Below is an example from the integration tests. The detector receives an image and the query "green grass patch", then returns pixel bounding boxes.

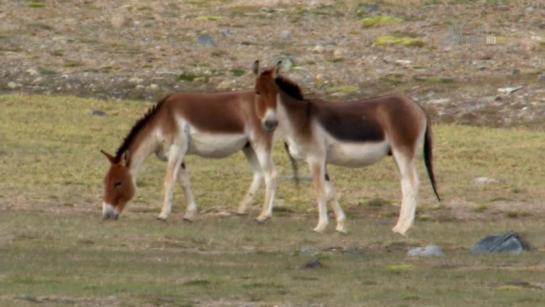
[374,34,425,47]
[361,15,403,28]
[1,94,545,305]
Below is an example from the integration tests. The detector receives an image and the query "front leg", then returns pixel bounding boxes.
[309,159,328,233]
[158,144,186,221]
[237,146,263,215]
[254,145,277,222]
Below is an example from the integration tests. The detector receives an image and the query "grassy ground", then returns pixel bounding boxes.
[1,94,545,306]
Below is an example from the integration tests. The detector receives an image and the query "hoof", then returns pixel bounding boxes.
[183,210,196,222]
[336,224,348,234]
[392,224,408,236]
[156,216,167,222]
[313,223,328,233]
[256,214,271,223]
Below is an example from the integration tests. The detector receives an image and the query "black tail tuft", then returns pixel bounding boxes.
[424,120,440,202]
[284,142,300,186]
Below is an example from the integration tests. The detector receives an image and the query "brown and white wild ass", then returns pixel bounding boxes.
[101,81,280,222]
[253,63,440,235]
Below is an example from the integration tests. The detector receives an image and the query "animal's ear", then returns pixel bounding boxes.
[252,60,260,75]
[274,60,283,76]
[120,151,130,167]
[100,150,115,164]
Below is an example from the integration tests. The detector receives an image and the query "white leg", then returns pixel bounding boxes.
[158,144,186,220]
[324,177,347,234]
[237,147,263,215]
[254,146,277,222]
[309,160,328,233]
[178,162,197,221]
[392,151,419,235]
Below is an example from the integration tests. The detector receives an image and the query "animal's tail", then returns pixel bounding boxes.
[423,119,440,202]
[284,142,300,186]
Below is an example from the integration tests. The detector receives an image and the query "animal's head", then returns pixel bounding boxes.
[253,60,282,132]
[100,150,135,220]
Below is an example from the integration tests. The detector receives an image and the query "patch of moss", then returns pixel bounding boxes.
[230,68,245,77]
[28,0,46,8]
[177,72,199,82]
[195,15,222,21]
[361,15,403,28]
[374,35,424,47]
[326,85,358,96]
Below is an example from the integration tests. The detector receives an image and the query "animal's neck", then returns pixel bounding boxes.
[278,91,312,138]
[127,129,158,179]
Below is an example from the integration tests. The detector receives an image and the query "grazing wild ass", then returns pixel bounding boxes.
[253,62,440,235]
[101,87,279,222]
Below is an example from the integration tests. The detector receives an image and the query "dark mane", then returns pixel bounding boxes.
[114,94,171,162]
[275,76,304,100]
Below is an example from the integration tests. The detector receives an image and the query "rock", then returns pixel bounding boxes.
[279,57,295,71]
[111,14,128,28]
[302,259,322,269]
[149,83,159,90]
[135,84,145,89]
[538,73,545,82]
[471,231,533,255]
[473,177,499,185]
[333,48,344,61]
[408,245,444,257]
[26,68,39,76]
[91,109,107,116]
[128,77,144,84]
[299,245,320,256]
[428,98,450,105]
[216,80,231,91]
[497,86,522,94]
[279,30,292,40]
[312,44,325,53]
[7,81,20,89]
[197,34,216,47]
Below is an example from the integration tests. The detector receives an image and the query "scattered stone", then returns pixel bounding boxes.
[111,14,128,28]
[312,44,325,53]
[26,68,39,76]
[279,57,295,71]
[149,83,159,90]
[395,59,412,66]
[497,86,522,95]
[216,211,231,217]
[91,109,107,116]
[7,81,20,89]
[471,231,533,255]
[538,73,545,82]
[473,176,499,185]
[408,245,444,257]
[279,30,292,40]
[428,98,450,105]
[512,68,520,75]
[197,34,216,47]
[332,49,344,61]
[216,80,231,91]
[302,259,322,269]
[299,245,320,256]
[128,77,144,84]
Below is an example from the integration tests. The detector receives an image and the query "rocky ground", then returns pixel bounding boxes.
[1,0,544,127]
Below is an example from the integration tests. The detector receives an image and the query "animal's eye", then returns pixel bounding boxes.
[114,181,122,188]
[255,91,261,95]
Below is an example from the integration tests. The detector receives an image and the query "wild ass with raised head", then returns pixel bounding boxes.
[101,72,279,222]
[253,62,440,235]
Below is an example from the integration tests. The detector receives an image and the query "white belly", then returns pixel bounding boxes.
[327,140,389,167]
[187,131,247,158]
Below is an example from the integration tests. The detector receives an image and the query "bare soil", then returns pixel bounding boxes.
[1,0,544,127]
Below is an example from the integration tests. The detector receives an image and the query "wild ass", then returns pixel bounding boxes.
[101,84,279,222]
[253,63,440,235]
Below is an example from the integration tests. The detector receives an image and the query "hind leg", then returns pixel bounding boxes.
[392,150,419,235]
[177,162,198,221]
[308,159,329,233]
[324,176,347,234]
[237,146,263,215]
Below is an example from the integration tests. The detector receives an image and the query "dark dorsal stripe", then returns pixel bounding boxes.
[275,76,304,100]
[316,102,385,142]
[115,94,172,162]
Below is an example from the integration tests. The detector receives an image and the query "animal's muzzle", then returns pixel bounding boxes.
[102,203,119,220]
[263,119,278,132]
